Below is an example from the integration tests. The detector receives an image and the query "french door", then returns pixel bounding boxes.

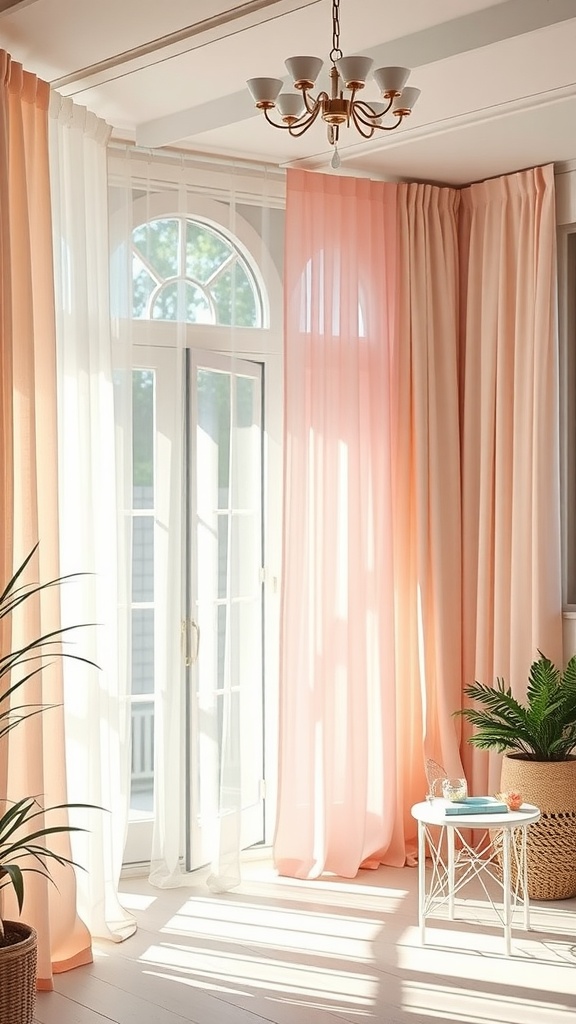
[126,346,266,869]
[186,349,266,870]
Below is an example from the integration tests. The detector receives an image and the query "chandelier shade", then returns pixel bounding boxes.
[276,93,307,120]
[246,77,283,106]
[335,55,374,88]
[284,56,324,87]
[372,66,410,96]
[246,0,421,168]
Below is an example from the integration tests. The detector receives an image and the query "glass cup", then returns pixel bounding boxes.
[442,777,468,802]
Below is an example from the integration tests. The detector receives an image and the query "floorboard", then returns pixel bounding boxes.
[34,858,576,1024]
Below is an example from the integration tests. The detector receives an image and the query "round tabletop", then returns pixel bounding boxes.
[411,799,541,829]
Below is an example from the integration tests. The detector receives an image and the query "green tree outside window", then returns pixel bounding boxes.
[131,217,262,327]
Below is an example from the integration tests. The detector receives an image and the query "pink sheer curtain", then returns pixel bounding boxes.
[276,163,562,878]
[459,164,563,796]
[275,171,463,878]
[0,51,92,988]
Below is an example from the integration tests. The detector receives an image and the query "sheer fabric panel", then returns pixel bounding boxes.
[49,93,136,943]
[276,171,463,877]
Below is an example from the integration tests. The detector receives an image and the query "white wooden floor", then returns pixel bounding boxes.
[35,857,576,1024]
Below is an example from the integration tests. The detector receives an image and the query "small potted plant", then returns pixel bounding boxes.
[0,546,98,1023]
[455,652,576,900]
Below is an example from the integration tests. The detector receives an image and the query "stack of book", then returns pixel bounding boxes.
[444,796,509,815]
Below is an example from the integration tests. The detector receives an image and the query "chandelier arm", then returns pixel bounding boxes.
[354,97,394,120]
[262,107,300,130]
[302,88,329,115]
[347,86,357,127]
[373,113,406,133]
[288,102,323,137]
[262,106,319,132]
[350,104,375,139]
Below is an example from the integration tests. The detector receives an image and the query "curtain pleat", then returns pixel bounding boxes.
[393,183,465,817]
[459,164,563,796]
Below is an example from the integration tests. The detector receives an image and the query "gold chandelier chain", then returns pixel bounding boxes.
[330,0,343,64]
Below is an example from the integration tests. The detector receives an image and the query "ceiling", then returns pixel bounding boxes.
[2,0,576,185]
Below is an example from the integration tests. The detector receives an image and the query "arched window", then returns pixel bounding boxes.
[131,216,264,327]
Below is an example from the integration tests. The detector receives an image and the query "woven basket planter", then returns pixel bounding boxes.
[498,754,576,901]
[0,921,37,1024]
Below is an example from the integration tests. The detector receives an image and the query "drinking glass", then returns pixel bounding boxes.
[442,777,468,802]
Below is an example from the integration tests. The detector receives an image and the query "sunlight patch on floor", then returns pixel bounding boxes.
[139,944,378,1005]
[161,895,385,960]
[118,891,158,911]
[403,978,574,1023]
[398,926,576,999]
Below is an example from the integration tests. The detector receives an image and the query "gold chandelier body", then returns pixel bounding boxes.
[247,0,421,166]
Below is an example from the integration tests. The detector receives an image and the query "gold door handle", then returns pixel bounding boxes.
[181,618,200,666]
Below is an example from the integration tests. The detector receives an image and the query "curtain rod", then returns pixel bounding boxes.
[107,139,286,179]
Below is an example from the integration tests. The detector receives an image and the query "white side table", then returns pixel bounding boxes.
[411,800,541,956]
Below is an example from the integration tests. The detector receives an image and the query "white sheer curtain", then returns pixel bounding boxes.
[49,93,136,940]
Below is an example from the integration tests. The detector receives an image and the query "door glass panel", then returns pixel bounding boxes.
[130,369,156,817]
[188,355,264,869]
[130,699,155,813]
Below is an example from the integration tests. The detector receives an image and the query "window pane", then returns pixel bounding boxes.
[132,608,155,694]
[184,281,214,324]
[230,514,258,598]
[197,369,230,510]
[132,261,156,319]
[152,280,213,323]
[212,260,258,327]
[133,370,154,506]
[218,514,229,599]
[186,222,231,282]
[132,516,154,601]
[132,216,264,329]
[133,219,179,278]
[232,375,260,509]
[130,701,154,813]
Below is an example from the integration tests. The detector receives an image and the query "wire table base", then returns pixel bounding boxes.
[411,800,541,956]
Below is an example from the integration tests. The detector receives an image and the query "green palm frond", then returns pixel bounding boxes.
[455,653,576,761]
[0,796,101,913]
[0,545,103,933]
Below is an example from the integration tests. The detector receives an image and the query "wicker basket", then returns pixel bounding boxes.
[0,921,37,1024]
[499,754,576,901]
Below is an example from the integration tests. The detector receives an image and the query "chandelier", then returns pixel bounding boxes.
[246,0,421,169]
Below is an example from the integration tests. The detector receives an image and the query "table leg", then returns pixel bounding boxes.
[502,828,511,956]
[418,819,426,944]
[521,825,531,931]
[448,826,455,919]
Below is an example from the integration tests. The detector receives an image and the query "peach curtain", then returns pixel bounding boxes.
[459,164,563,796]
[393,183,465,814]
[276,163,561,877]
[275,171,463,877]
[0,51,92,988]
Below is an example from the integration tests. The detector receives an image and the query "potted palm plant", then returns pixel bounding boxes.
[455,652,576,900]
[0,546,98,1023]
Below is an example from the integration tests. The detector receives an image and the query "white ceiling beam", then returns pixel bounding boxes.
[136,0,576,149]
[52,0,322,92]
